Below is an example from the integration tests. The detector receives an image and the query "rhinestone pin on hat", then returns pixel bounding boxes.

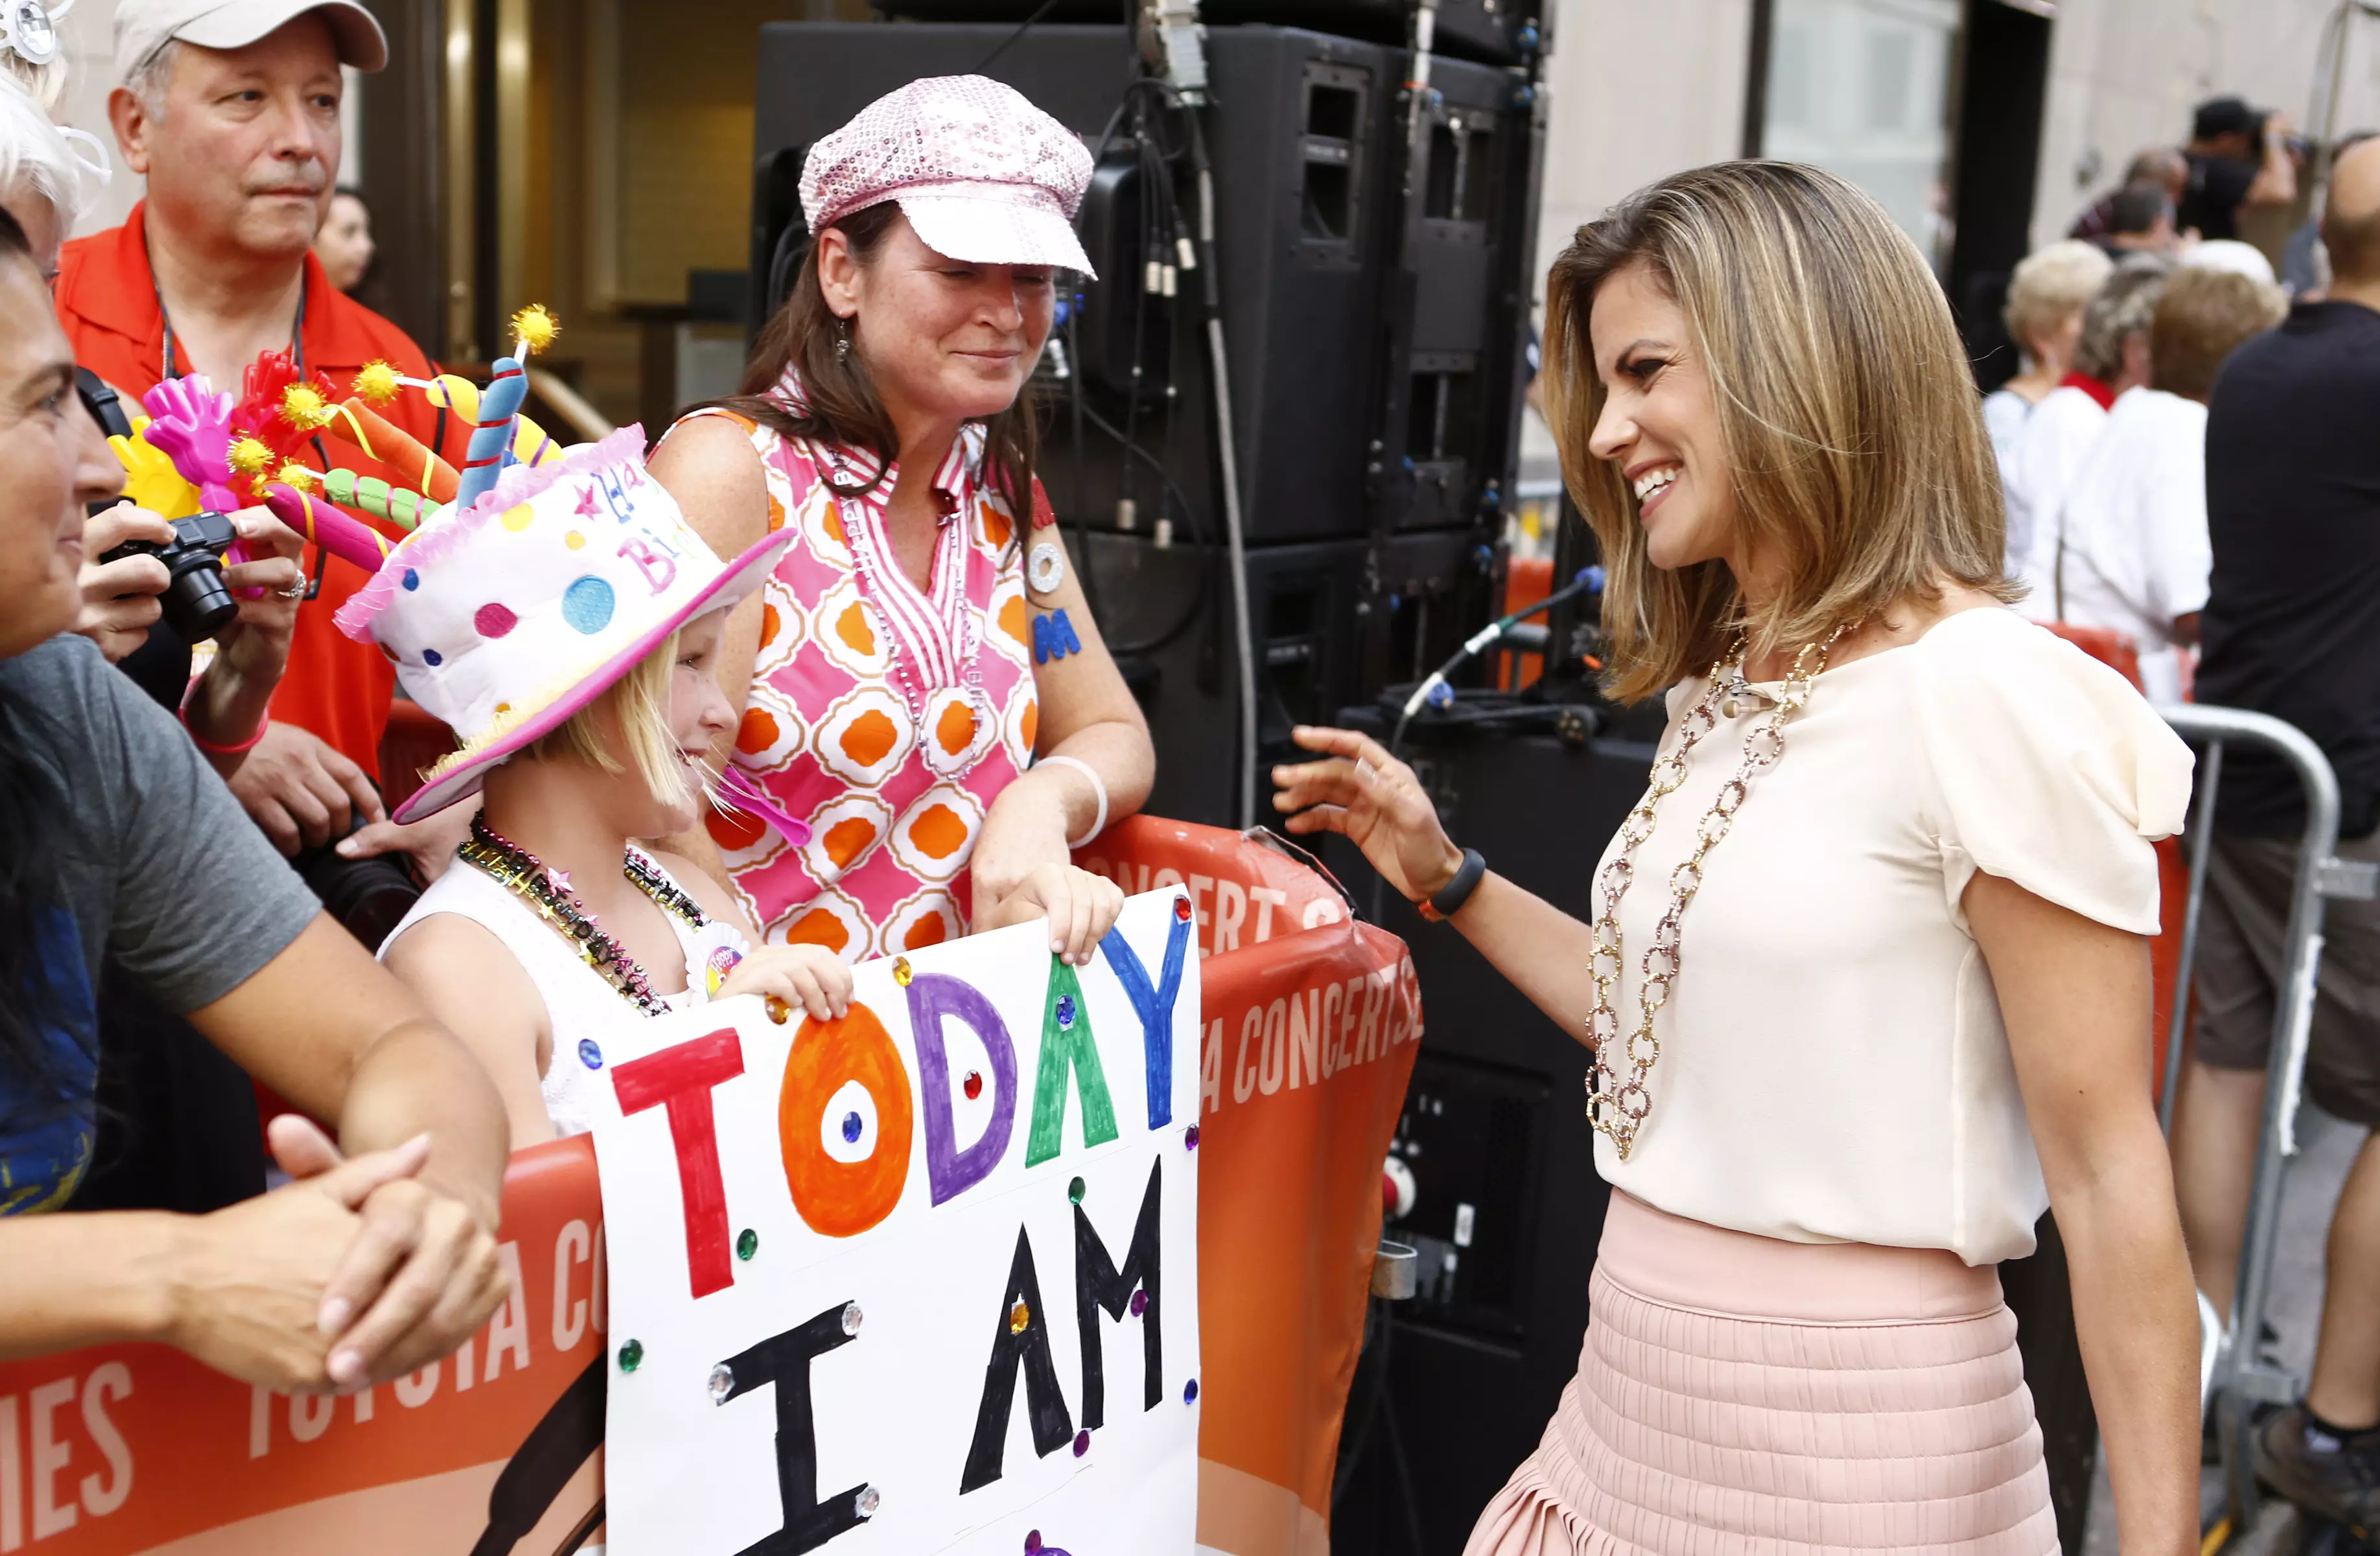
[800,75,1097,278]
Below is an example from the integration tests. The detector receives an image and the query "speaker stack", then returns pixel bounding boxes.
[749,2,1551,830]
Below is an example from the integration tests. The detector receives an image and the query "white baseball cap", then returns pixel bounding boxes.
[115,0,388,84]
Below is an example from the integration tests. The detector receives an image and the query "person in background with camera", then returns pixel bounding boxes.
[2181,96,2302,246]
[0,201,511,1395]
[1278,163,2201,1554]
[56,0,478,878]
[652,77,1150,965]
[2172,136,2380,1536]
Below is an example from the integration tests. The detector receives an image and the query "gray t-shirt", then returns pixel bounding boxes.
[0,635,320,1214]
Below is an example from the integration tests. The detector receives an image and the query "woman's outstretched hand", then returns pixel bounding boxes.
[1272,725,1465,906]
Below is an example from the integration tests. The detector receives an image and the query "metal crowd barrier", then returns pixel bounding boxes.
[2156,704,2380,1535]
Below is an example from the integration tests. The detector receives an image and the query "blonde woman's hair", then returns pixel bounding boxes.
[2001,239,2112,358]
[1541,161,2015,703]
[520,630,695,806]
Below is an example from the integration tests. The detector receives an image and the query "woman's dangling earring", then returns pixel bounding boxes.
[835,317,852,365]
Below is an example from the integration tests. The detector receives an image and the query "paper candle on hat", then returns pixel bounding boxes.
[426,375,564,468]
[454,357,528,510]
[450,304,561,509]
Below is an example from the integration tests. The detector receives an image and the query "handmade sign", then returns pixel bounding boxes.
[589,890,1202,1556]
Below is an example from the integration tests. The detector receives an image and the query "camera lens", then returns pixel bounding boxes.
[162,556,239,641]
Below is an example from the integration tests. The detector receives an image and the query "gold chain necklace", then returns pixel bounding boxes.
[1583,624,1849,1159]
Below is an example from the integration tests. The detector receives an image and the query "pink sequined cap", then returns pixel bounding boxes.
[800,75,1097,277]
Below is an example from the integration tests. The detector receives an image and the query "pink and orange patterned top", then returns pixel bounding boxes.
[675,390,1040,961]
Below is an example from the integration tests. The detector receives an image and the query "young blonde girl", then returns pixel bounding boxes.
[345,429,845,1146]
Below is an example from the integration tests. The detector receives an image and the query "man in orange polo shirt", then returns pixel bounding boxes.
[57,0,469,870]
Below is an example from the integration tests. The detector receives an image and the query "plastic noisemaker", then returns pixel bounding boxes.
[139,376,244,514]
[260,483,398,573]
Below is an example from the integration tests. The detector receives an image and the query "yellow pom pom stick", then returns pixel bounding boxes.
[423,374,564,467]
[350,360,409,405]
[326,399,461,503]
[272,462,321,492]
[279,381,336,432]
[227,435,274,477]
[510,304,560,360]
[324,469,441,532]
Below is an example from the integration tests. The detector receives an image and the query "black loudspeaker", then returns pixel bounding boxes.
[870,0,1550,69]
[749,21,1541,545]
[1314,714,1644,1554]
[1080,528,1488,827]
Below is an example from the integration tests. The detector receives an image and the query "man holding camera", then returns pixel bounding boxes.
[2180,95,2303,244]
[54,0,467,871]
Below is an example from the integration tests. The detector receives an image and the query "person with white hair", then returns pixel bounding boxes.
[0,75,76,277]
[2184,237,2279,286]
[1983,240,2112,531]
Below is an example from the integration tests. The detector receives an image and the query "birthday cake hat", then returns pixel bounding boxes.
[323,311,796,823]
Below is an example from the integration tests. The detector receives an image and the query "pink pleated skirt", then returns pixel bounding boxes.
[1464,1192,2057,1555]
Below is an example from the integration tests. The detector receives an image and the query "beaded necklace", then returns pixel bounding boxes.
[460,816,708,1017]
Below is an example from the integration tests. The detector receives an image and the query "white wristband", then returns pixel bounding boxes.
[1036,755,1109,850]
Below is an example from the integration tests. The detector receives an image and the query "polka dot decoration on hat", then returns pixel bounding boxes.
[334,424,796,823]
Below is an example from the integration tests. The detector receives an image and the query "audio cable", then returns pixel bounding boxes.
[1390,565,1604,756]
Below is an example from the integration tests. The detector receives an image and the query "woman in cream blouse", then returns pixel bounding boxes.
[1276,163,2201,1555]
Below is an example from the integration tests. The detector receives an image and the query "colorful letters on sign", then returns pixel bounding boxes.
[589,891,1202,1555]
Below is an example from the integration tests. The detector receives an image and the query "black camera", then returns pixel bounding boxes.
[292,815,422,953]
[98,511,240,644]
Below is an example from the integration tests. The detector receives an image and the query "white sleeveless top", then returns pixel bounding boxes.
[382,848,743,1137]
[1594,607,2194,1265]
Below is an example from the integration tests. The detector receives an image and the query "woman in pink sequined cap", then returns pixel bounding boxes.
[651,75,1152,969]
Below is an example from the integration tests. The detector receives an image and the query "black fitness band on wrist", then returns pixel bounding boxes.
[1418,847,1487,923]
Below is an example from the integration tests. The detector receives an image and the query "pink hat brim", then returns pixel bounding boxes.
[896,192,1096,279]
[390,527,798,825]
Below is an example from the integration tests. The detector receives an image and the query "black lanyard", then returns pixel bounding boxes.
[152,256,307,383]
